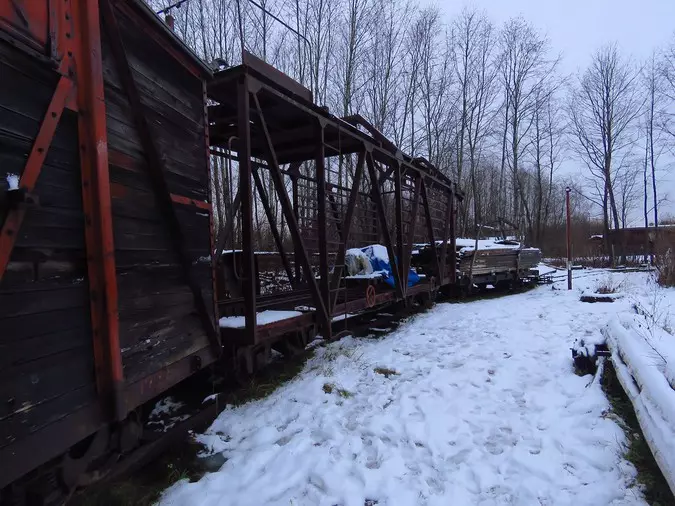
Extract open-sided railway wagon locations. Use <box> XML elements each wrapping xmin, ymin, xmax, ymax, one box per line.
<box><xmin>208</xmin><ymin>52</ymin><xmax>460</xmax><ymax>373</ymax></box>
<box><xmin>0</xmin><ymin>0</ymin><xmax>459</xmax><ymax>501</ymax></box>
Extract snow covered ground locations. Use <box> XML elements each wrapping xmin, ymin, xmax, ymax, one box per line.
<box><xmin>158</xmin><ymin>269</ymin><xmax>671</xmax><ymax>506</ymax></box>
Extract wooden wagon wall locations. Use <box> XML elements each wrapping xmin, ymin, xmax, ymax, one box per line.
<box><xmin>101</xmin><ymin>2</ymin><xmax>214</xmax><ymax>405</ymax></box>
<box><xmin>0</xmin><ymin>44</ymin><xmax>99</xmax><ymax>459</ymax></box>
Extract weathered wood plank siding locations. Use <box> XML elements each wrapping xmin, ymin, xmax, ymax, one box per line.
<box><xmin>101</xmin><ymin>4</ymin><xmax>214</xmax><ymax>392</ymax></box>
<box><xmin>0</xmin><ymin>42</ymin><xmax>97</xmax><ymax>450</ymax></box>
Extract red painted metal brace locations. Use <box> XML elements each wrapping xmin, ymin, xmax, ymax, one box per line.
<box><xmin>0</xmin><ymin>73</ymin><xmax>73</xmax><ymax>281</ymax></box>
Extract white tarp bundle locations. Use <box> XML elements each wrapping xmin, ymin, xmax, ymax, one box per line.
<box><xmin>344</xmin><ymin>248</ymin><xmax>374</xmax><ymax>276</ymax></box>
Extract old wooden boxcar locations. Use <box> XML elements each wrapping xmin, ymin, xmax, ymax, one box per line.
<box><xmin>0</xmin><ymin>0</ymin><xmax>217</xmax><ymax>492</ymax></box>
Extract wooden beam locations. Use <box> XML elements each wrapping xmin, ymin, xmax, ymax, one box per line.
<box><xmin>101</xmin><ymin>0</ymin><xmax>220</xmax><ymax>356</ymax></box>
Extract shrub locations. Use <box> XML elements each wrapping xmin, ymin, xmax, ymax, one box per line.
<box><xmin>655</xmin><ymin>248</ymin><xmax>675</xmax><ymax>287</ymax></box>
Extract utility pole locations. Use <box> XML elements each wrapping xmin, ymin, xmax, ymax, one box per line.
<box><xmin>566</xmin><ymin>187</ymin><xmax>572</xmax><ymax>290</ymax></box>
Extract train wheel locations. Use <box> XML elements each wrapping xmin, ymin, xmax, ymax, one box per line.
<box><xmin>272</xmin><ymin>333</ymin><xmax>304</xmax><ymax>357</ymax></box>
<box><xmin>366</xmin><ymin>285</ymin><xmax>376</xmax><ymax>308</ymax></box>
<box><xmin>60</xmin><ymin>426</ymin><xmax>111</xmax><ymax>492</ymax></box>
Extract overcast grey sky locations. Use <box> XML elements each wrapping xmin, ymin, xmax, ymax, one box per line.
<box><xmin>441</xmin><ymin>0</ymin><xmax>675</xmax><ymax>75</ymax></box>
<box><xmin>438</xmin><ymin>0</ymin><xmax>675</xmax><ymax>223</ymax></box>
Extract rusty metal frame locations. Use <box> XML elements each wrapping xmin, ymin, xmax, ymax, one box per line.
<box><xmin>100</xmin><ymin>0</ymin><xmax>220</xmax><ymax>357</ymax></box>
<box><xmin>420</xmin><ymin>178</ymin><xmax>440</xmax><ymax>280</ymax></box>
<box><xmin>251</xmin><ymin>167</ymin><xmax>295</xmax><ymax>285</ymax></box>
<box><xmin>328</xmin><ymin>149</ymin><xmax>366</xmax><ymax>311</ymax></box>
<box><xmin>70</xmin><ymin>0</ymin><xmax>126</xmax><ymax>419</ymax></box>
<box><xmin>365</xmin><ymin>152</ymin><xmax>403</xmax><ymax>299</ymax></box>
<box><xmin>439</xmin><ymin>190</ymin><xmax>453</xmax><ymax>283</ymax></box>
<box><xmin>251</xmin><ymin>90</ymin><xmax>330</xmax><ymax>331</ymax></box>
<box><xmin>393</xmin><ymin>162</ymin><xmax>405</xmax><ymax>285</ymax></box>
<box><xmin>403</xmin><ymin>175</ymin><xmax>422</xmax><ymax>289</ymax></box>
<box><xmin>315</xmin><ymin>121</ymin><xmax>331</xmax><ymax>338</ymax></box>
<box><xmin>450</xmin><ymin>187</ymin><xmax>456</xmax><ymax>282</ymax></box>
<box><xmin>0</xmin><ymin>73</ymin><xmax>73</xmax><ymax>281</ymax></box>
<box><xmin>236</xmin><ymin>74</ymin><xmax>258</xmax><ymax>343</ymax></box>
<box><xmin>208</xmin><ymin>62</ymin><xmax>459</xmax><ymax>338</ymax></box>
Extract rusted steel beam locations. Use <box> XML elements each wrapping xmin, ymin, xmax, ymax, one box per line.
<box><xmin>101</xmin><ymin>0</ymin><xmax>220</xmax><ymax>356</ymax></box>
<box><xmin>202</xmin><ymin>76</ymin><xmax>220</xmax><ymax>368</ymax></box>
<box><xmin>403</xmin><ymin>175</ymin><xmax>422</xmax><ymax>289</ymax></box>
<box><xmin>71</xmin><ymin>0</ymin><xmax>124</xmax><ymax>420</ymax></box>
<box><xmin>315</xmin><ymin>124</ymin><xmax>331</xmax><ymax>337</ymax></box>
<box><xmin>252</xmin><ymin>93</ymin><xmax>329</xmax><ymax>321</ymax></box>
<box><xmin>251</xmin><ymin>92</ymin><xmax>329</xmax><ymax>326</ymax></box>
<box><xmin>438</xmin><ymin>190</ymin><xmax>453</xmax><ymax>282</ymax></box>
<box><xmin>329</xmin><ymin>150</ymin><xmax>365</xmax><ymax>311</ymax></box>
<box><xmin>170</xmin><ymin>193</ymin><xmax>211</xmax><ymax>210</ymax></box>
<box><xmin>0</xmin><ymin>74</ymin><xmax>72</xmax><ymax>281</ymax></box>
<box><xmin>291</xmin><ymin>168</ymin><xmax>301</xmax><ymax>283</ymax></box>
<box><xmin>394</xmin><ymin>162</ymin><xmax>405</xmax><ymax>286</ymax></box>
<box><xmin>224</xmin><ymin>75</ymin><xmax>454</xmax><ymax>191</ymax></box>
<box><xmin>366</xmin><ymin>152</ymin><xmax>404</xmax><ymax>299</ymax></box>
<box><xmin>251</xmin><ymin>168</ymin><xmax>295</xmax><ymax>286</ymax></box>
<box><xmin>327</xmin><ymin>189</ymin><xmax>344</xmax><ymax>242</ymax></box>
<box><xmin>213</xmin><ymin>189</ymin><xmax>240</xmax><ymax>267</ymax></box>
<box><xmin>237</xmin><ymin>75</ymin><xmax>258</xmax><ymax>342</ymax></box>
<box><xmin>420</xmin><ymin>178</ymin><xmax>440</xmax><ymax>280</ymax></box>
<box><xmin>450</xmin><ymin>187</ymin><xmax>456</xmax><ymax>283</ymax></box>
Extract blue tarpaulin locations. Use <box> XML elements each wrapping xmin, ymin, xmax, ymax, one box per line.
<box><xmin>360</xmin><ymin>245</ymin><xmax>419</xmax><ymax>288</ymax></box>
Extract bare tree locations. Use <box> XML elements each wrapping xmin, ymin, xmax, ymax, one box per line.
<box><xmin>568</xmin><ymin>44</ymin><xmax>643</xmax><ymax>259</ymax></box>
<box><xmin>498</xmin><ymin>18</ymin><xmax>559</xmax><ymax>229</ymax></box>
<box><xmin>452</xmin><ymin>8</ymin><xmax>499</xmax><ymax>232</ymax></box>
<box><xmin>334</xmin><ymin>0</ymin><xmax>373</xmax><ymax>116</ymax></box>
<box><xmin>364</xmin><ymin>0</ymin><xmax>406</xmax><ymax>136</ymax></box>
<box><xmin>528</xmin><ymin>86</ymin><xmax>564</xmax><ymax>242</ymax></box>
<box><xmin>643</xmin><ymin>51</ymin><xmax>665</xmax><ymax>227</ymax></box>
<box><xmin>661</xmin><ymin>34</ymin><xmax>675</xmax><ymax>144</ymax></box>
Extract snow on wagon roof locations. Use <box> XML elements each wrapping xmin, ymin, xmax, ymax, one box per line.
<box><xmin>455</xmin><ymin>238</ymin><xmax>523</xmax><ymax>252</ymax></box>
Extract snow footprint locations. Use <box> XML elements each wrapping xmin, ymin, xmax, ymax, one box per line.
<box><xmin>484</xmin><ymin>426</ymin><xmax>518</xmax><ymax>455</ymax></box>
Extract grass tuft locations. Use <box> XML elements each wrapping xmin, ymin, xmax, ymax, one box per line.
<box><xmin>594</xmin><ymin>274</ymin><xmax>625</xmax><ymax>294</ymax></box>
<box><xmin>374</xmin><ymin>367</ymin><xmax>399</xmax><ymax>378</ymax></box>
<box><xmin>601</xmin><ymin>361</ymin><xmax>673</xmax><ymax>505</ymax></box>
<box><xmin>322</xmin><ymin>382</ymin><xmax>353</xmax><ymax>398</ymax></box>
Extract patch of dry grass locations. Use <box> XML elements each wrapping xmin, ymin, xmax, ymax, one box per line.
<box><xmin>374</xmin><ymin>367</ymin><xmax>399</xmax><ymax>378</ymax></box>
